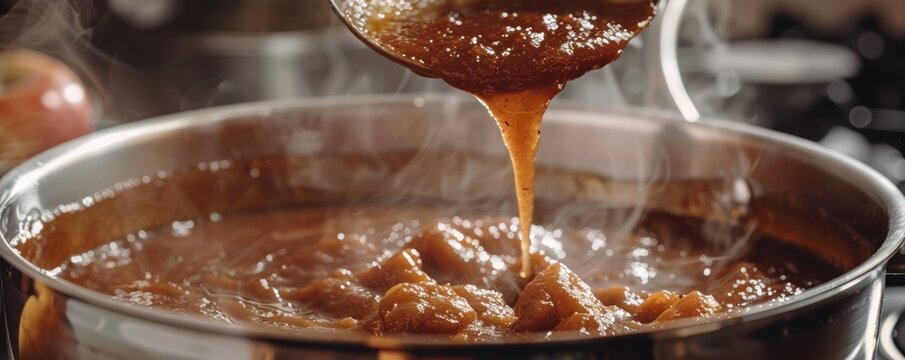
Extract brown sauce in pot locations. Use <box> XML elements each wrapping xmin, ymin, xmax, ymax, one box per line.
<box><xmin>345</xmin><ymin>0</ymin><xmax>657</xmax><ymax>276</ymax></box>
<box><xmin>53</xmin><ymin>201</ymin><xmax>841</xmax><ymax>340</ymax></box>
<box><xmin>20</xmin><ymin>153</ymin><xmax>849</xmax><ymax>341</ymax></box>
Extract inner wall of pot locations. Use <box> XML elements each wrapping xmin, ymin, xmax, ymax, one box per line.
<box><xmin>4</xmin><ymin>98</ymin><xmax>880</xmax><ymax>281</ymax></box>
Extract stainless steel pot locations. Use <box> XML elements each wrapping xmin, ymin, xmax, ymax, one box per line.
<box><xmin>0</xmin><ymin>96</ymin><xmax>903</xmax><ymax>359</ymax></box>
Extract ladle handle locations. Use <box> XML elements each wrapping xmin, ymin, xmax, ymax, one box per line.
<box><xmin>643</xmin><ymin>0</ymin><xmax>701</xmax><ymax>122</ymax></box>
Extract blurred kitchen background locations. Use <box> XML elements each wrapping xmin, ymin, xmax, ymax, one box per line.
<box><xmin>0</xmin><ymin>0</ymin><xmax>903</xmax><ymax>189</ymax></box>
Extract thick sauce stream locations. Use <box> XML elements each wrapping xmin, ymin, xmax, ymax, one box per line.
<box><xmin>478</xmin><ymin>87</ymin><xmax>556</xmax><ymax>277</ymax></box>
<box><xmin>346</xmin><ymin>0</ymin><xmax>657</xmax><ymax>276</ymax></box>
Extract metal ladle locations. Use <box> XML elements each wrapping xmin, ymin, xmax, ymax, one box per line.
<box><xmin>328</xmin><ymin>0</ymin><xmax>701</xmax><ymax>121</ymax></box>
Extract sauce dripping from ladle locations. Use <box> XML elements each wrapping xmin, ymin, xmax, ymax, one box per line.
<box><xmin>335</xmin><ymin>0</ymin><xmax>658</xmax><ymax>277</ymax></box>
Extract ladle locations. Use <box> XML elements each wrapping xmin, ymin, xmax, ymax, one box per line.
<box><xmin>327</xmin><ymin>0</ymin><xmax>702</xmax><ymax>121</ymax></box>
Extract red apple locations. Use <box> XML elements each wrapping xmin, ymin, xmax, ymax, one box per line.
<box><xmin>0</xmin><ymin>49</ymin><xmax>92</xmax><ymax>170</ymax></box>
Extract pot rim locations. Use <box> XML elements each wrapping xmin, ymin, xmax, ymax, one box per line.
<box><xmin>1</xmin><ymin>94</ymin><xmax>903</xmax><ymax>349</ymax></box>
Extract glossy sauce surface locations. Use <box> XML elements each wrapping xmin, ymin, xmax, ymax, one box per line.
<box><xmin>347</xmin><ymin>0</ymin><xmax>657</xmax><ymax>92</ymax></box>
<box><xmin>55</xmin><ymin>206</ymin><xmax>840</xmax><ymax>340</ymax></box>
<box><xmin>18</xmin><ymin>152</ymin><xmax>856</xmax><ymax>341</ymax></box>
<box><xmin>345</xmin><ymin>0</ymin><xmax>657</xmax><ymax>276</ymax></box>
